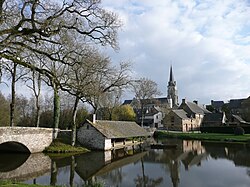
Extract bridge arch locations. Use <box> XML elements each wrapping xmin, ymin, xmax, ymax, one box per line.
<box><xmin>0</xmin><ymin>141</ymin><xmax>31</xmax><ymax>153</ymax></box>
<box><xmin>0</xmin><ymin>127</ymin><xmax>56</xmax><ymax>153</ymax></box>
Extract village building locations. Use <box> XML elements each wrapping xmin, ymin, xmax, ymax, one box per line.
<box><xmin>123</xmin><ymin>65</ymin><xmax>178</xmax><ymax>128</ymax></box>
<box><xmin>210</xmin><ymin>100</ymin><xmax>224</xmax><ymax>113</ymax></box>
<box><xmin>77</xmin><ymin>118</ymin><xmax>149</xmax><ymax>150</ymax></box>
<box><xmin>165</xmin><ymin>99</ymin><xmax>211</xmax><ymax>132</ymax></box>
<box><xmin>201</xmin><ymin>113</ymin><xmax>226</xmax><ymax>127</ymax></box>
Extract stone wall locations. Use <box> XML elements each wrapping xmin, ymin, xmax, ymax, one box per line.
<box><xmin>77</xmin><ymin>123</ymin><xmax>107</xmax><ymax>150</ymax></box>
<box><xmin>0</xmin><ymin>127</ymin><xmax>55</xmax><ymax>153</ymax></box>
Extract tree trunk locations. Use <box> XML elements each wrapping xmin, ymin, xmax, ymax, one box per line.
<box><xmin>35</xmin><ymin>72</ymin><xmax>41</xmax><ymax>127</ymax></box>
<box><xmin>71</xmin><ymin>97</ymin><xmax>79</xmax><ymax>146</ymax></box>
<box><xmin>10</xmin><ymin>63</ymin><xmax>17</xmax><ymax>127</ymax></box>
<box><xmin>140</xmin><ymin>105</ymin><xmax>144</xmax><ymax>128</ymax></box>
<box><xmin>53</xmin><ymin>83</ymin><xmax>60</xmax><ymax>139</ymax></box>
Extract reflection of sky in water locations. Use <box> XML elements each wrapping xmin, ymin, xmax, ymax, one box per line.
<box><xmin>19</xmin><ymin>141</ymin><xmax>250</xmax><ymax>187</ymax></box>
<box><xmin>180</xmin><ymin>158</ymin><xmax>250</xmax><ymax>187</ymax></box>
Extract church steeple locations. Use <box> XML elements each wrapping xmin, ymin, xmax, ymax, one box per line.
<box><xmin>169</xmin><ymin>65</ymin><xmax>174</xmax><ymax>85</ymax></box>
<box><xmin>167</xmin><ymin>65</ymin><xmax>178</xmax><ymax>107</ymax></box>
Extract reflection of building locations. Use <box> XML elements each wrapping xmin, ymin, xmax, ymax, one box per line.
<box><xmin>75</xmin><ymin>149</ymin><xmax>147</xmax><ymax>183</ymax></box>
<box><xmin>182</xmin><ymin>140</ymin><xmax>205</xmax><ymax>154</ymax></box>
<box><xmin>77</xmin><ymin>119</ymin><xmax>149</xmax><ymax>150</ymax></box>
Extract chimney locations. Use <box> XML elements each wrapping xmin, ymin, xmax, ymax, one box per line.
<box><xmin>93</xmin><ymin>114</ymin><xmax>96</xmax><ymax>123</ymax></box>
<box><xmin>193</xmin><ymin>100</ymin><xmax>198</xmax><ymax>105</ymax></box>
<box><xmin>182</xmin><ymin>98</ymin><xmax>186</xmax><ymax>104</ymax></box>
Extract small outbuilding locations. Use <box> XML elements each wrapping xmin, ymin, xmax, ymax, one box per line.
<box><xmin>77</xmin><ymin>119</ymin><xmax>150</xmax><ymax>150</ymax></box>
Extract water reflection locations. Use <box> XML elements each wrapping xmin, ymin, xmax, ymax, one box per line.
<box><xmin>0</xmin><ymin>153</ymin><xmax>51</xmax><ymax>181</ymax></box>
<box><xmin>1</xmin><ymin>140</ymin><xmax>250</xmax><ymax>187</ymax></box>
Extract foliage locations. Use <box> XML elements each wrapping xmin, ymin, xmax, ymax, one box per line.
<box><xmin>113</xmin><ymin>105</ymin><xmax>136</xmax><ymax>121</ymax></box>
<box><xmin>0</xmin><ymin>92</ymin><xmax>9</xmax><ymax>126</ymax></box>
<box><xmin>206</xmin><ymin>105</ymin><xmax>215</xmax><ymax>112</ymax></box>
<box><xmin>234</xmin><ymin>126</ymin><xmax>245</xmax><ymax>136</ymax></box>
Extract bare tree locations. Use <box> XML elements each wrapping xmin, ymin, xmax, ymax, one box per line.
<box><xmin>3</xmin><ymin>60</ymin><xmax>28</xmax><ymax>126</ymax></box>
<box><xmin>0</xmin><ymin>0</ymin><xmax>122</xmax><ymax>132</ymax></box>
<box><xmin>62</xmin><ymin>48</ymin><xmax>131</xmax><ymax>146</ymax></box>
<box><xmin>132</xmin><ymin>78</ymin><xmax>161</xmax><ymax>127</ymax></box>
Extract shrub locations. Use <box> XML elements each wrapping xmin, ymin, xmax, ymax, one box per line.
<box><xmin>234</xmin><ymin>126</ymin><xmax>245</xmax><ymax>135</ymax></box>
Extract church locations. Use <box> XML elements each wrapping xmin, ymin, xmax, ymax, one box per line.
<box><xmin>123</xmin><ymin>65</ymin><xmax>211</xmax><ymax>131</ymax></box>
<box><xmin>123</xmin><ymin>65</ymin><xmax>179</xmax><ymax>128</ymax></box>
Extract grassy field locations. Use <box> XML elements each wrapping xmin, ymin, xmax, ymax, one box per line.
<box><xmin>155</xmin><ymin>131</ymin><xmax>250</xmax><ymax>143</ymax></box>
<box><xmin>0</xmin><ymin>180</ymin><xmax>54</xmax><ymax>187</ymax></box>
<box><xmin>0</xmin><ymin>180</ymin><xmax>103</xmax><ymax>187</ymax></box>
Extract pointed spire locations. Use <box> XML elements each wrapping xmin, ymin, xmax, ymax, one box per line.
<box><xmin>169</xmin><ymin>65</ymin><xmax>174</xmax><ymax>82</ymax></box>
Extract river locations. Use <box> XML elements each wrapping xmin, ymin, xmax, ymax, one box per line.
<box><xmin>1</xmin><ymin>139</ymin><xmax>250</xmax><ymax>187</ymax></box>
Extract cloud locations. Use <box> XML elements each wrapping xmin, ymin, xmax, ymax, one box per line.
<box><xmin>102</xmin><ymin>0</ymin><xmax>250</xmax><ymax>104</ymax></box>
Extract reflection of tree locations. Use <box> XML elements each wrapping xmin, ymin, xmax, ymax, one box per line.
<box><xmin>134</xmin><ymin>158</ymin><xmax>163</xmax><ymax>187</ymax></box>
<box><xmin>246</xmin><ymin>169</ymin><xmax>250</xmax><ymax>177</ymax></box>
<box><xmin>134</xmin><ymin>175</ymin><xmax>163</xmax><ymax>187</ymax></box>
<box><xmin>50</xmin><ymin>160</ymin><xmax>57</xmax><ymax>186</ymax></box>
<box><xmin>70</xmin><ymin>156</ymin><xmax>75</xmax><ymax>187</ymax></box>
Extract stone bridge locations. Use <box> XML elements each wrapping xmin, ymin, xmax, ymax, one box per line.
<box><xmin>0</xmin><ymin>127</ymin><xmax>56</xmax><ymax>153</ymax></box>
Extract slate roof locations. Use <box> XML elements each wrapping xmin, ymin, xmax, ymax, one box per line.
<box><xmin>211</xmin><ymin>101</ymin><xmax>224</xmax><ymax>109</ymax></box>
<box><xmin>232</xmin><ymin>114</ymin><xmax>246</xmax><ymax>123</ymax></box>
<box><xmin>86</xmin><ymin>119</ymin><xmax>149</xmax><ymax>139</ymax></box>
<box><xmin>123</xmin><ymin>100</ymin><xmax>132</xmax><ymax>105</ymax></box>
<box><xmin>228</xmin><ymin>99</ymin><xmax>246</xmax><ymax>109</ymax></box>
<box><xmin>173</xmin><ymin>109</ymin><xmax>189</xmax><ymax>119</ymax></box>
<box><xmin>203</xmin><ymin>113</ymin><xmax>224</xmax><ymax>122</ymax></box>
<box><xmin>184</xmin><ymin>102</ymin><xmax>211</xmax><ymax>114</ymax></box>
<box><xmin>122</xmin><ymin>97</ymin><xmax>169</xmax><ymax>106</ymax></box>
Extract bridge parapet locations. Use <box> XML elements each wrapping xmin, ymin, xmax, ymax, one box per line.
<box><xmin>0</xmin><ymin>127</ymin><xmax>57</xmax><ymax>153</ymax></box>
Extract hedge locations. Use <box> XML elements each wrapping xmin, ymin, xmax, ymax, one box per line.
<box><xmin>200</xmin><ymin>125</ymin><xmax>250</xmax><ymax>134</ymax></box>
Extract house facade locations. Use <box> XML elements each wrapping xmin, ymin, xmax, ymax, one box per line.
<box><xmin>165</xmin><ymin>109</ymin><xmax>196</xmax><ymax>132</ymax></box>
<box><xmin>77</xmin><ymin>119</ymin><xmax>149</xmax><ymax>150</ymax></box>
<box><xmin>165</xmin><ymin>99</ymin><xmax>211</xmax><ymax>132</ymax></box>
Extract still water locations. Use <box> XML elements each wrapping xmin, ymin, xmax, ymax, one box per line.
<box><xmin>1</xmin><ymin>139</ymin><xmax>250</xmax><ymax>187</ymax></box>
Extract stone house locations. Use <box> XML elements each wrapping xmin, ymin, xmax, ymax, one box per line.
<box><xmin>77</xmin><ymin>119</ymin><xmax>149</xmax><ymax>150</ymax></box>
<box><xmin>165</xmin><ymin>109</ymin><xmax>195</xmax><ymax>132</ymax></box>
<box><xmin>165</xmin><ymin>99</ymin><xmax>211</xmax><ymax>132</ymax></box>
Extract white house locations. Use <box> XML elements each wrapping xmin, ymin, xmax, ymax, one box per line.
<box><xmin>77</xmin><ymin>119</ymin><xmax>149</xmax><ymax>150</ymax></box>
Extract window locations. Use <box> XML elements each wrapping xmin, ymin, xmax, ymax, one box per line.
<box><xmin>171</xmin><ymin>116</ymin><xmax>175</xmax><ymax>126</ymax></box>
<box><xmin>86</xmin><ymin>125</ymin><xmax>89</xmax><ymax>129</ymax></box>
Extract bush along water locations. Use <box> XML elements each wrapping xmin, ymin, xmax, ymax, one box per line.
<box><xmin>234</xmin><ymin>126</ymin><xmax>245</xmax><ymax>136</ymax></box>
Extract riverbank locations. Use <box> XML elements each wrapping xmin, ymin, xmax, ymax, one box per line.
<box><xmin>0</xmin><ymin>180</ymin><xmax>53</xmax><ymax>187</ymax></box>
<box><xmin>154</xmin><ymin>131</ymin><xmax>250</xmax><ymax>143</ymax></box>
<box><xmin>44</xmin><ymin>138</ymin><xmax>89</xmax><ymax>153</ymax></box>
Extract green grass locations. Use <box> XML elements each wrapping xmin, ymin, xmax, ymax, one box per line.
<box><xmin>155</xmin><ymin>131</ymin><xmax>250</xmax><ymax>143</ymax></box>
<box><xmin>0</xmin><ymin>180</ymin><xmax>53</xmax><ymax>187</ymax></box>
<box><xmin>0</xmin><ymin>180</ymin><xmax>103</xmax><ymax>187</ymax></box>
<box><xmin>44</xmin><ymin>138</ymin><xmax>89</xmax><ymax>153</ymax></box>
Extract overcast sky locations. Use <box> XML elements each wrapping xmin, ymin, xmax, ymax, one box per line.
<box><xmin>1</xmin><ymin>0</ymin><xmax>250</xmax><ymax>105</ymax></box>
<box><xmin>102</xmin><ymin>0</ymin><xmax>250</xmax><ymax>104</ymax></box>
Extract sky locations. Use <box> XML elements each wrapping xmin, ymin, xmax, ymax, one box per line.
<box><xmin>1</xmin><ymin>0</ymin><xmax>250</xmax><ymax>105</ymax></box>
<box><xmin>101</xmin><ymin>0</ymin><xmax>250</xmax><ymax>104</ymax></box>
